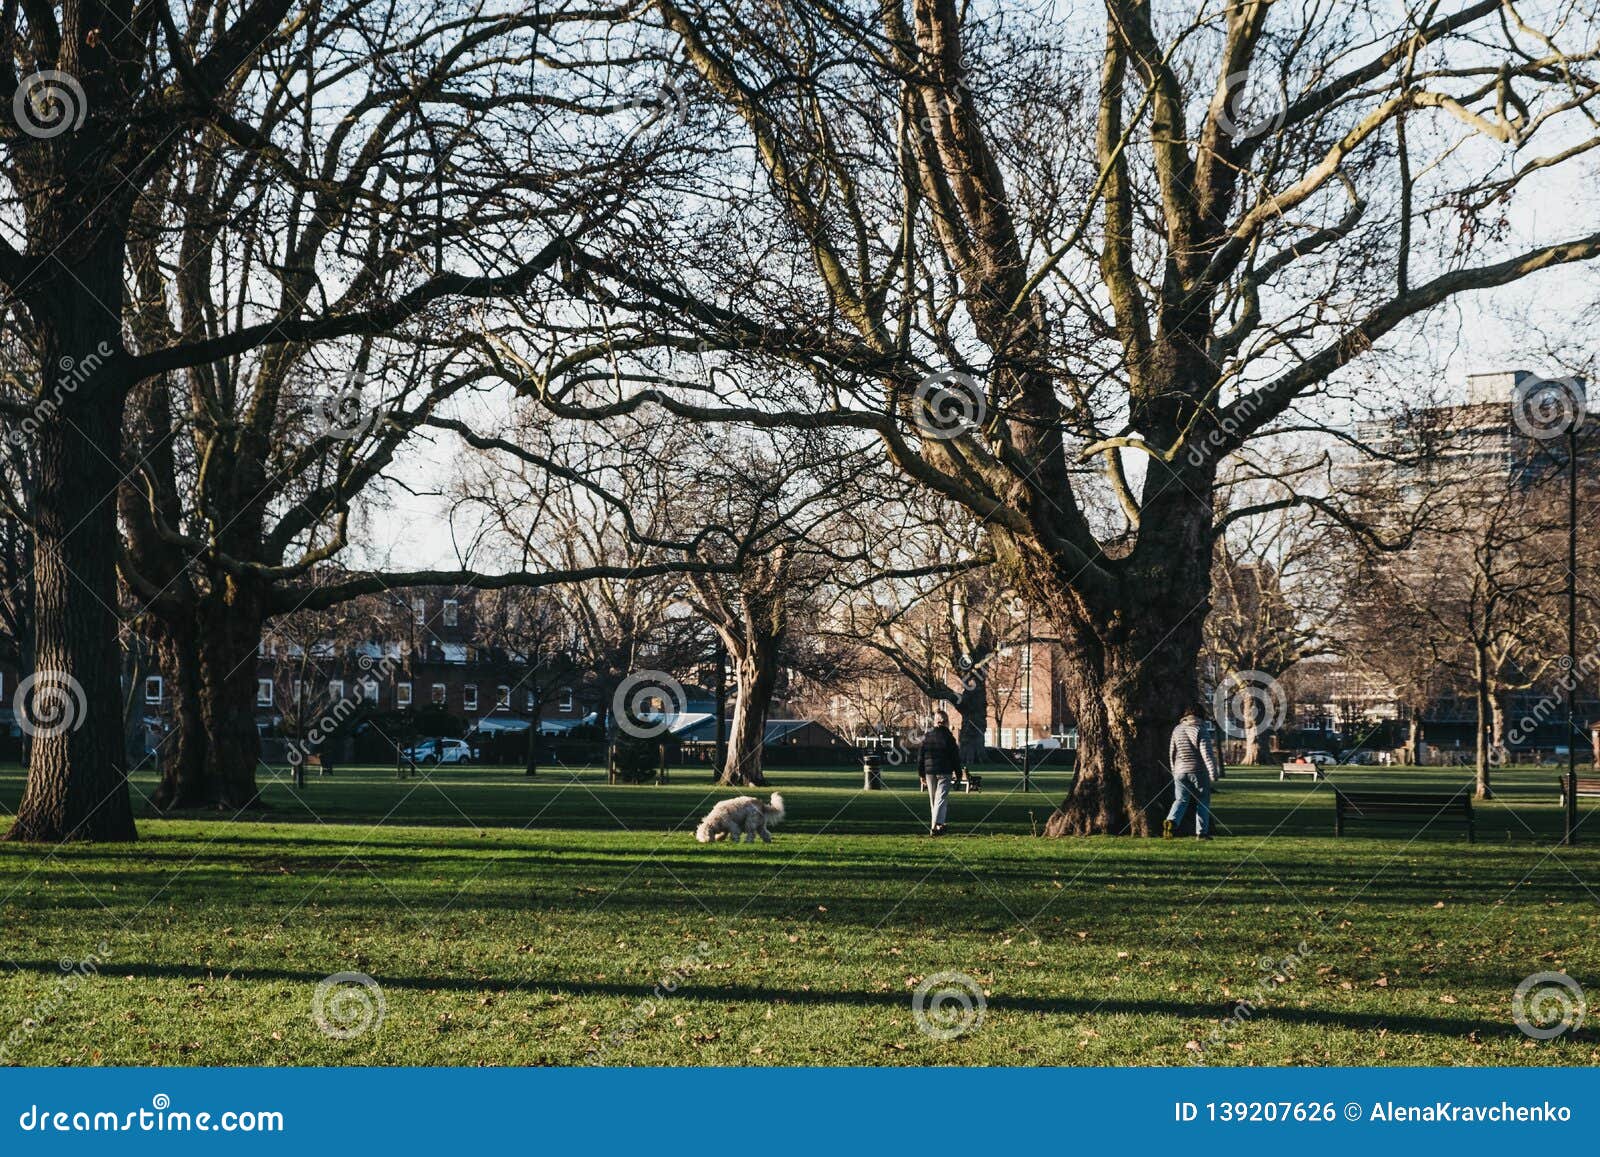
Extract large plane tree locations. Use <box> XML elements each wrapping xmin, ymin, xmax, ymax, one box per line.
<box><xmin>501</xmin><ymin>0</ymin><xmax>1600</xmax><ymax>834</ymax></box>
<box><xmin>0</xmin><ymin>0</ymin><xmax>657</xmax><ymax>839</ymax></box>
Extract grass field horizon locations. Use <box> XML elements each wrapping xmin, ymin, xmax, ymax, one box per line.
<box><xmin>2</xmin><ymin>762</ymin><xmax>1596</xmax><ymax>1066</ymax></box>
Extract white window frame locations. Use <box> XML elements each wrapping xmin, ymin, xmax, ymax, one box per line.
<box><xmin>497</xmin><ymin>685</ymin><xmax>511</xmax><ymax>709</ymax></box>
<box><xmin>396</xmin><ymin>682</ymin><xmax>412</xmax><ymax>708</ymax></box>
<box><xmin>328</xmin><ymin>679</ymin><xmax>344</xmax><ymax>701</ymax></box>
<box><xmin>360</xmin><ymin>677</ymin><xmax>379</xmax><ymax>703</ymax></box>
<box><xmin>442</xmin><ymin>599</ymin><xmax>459</xmax><ymax>627</ymax></box>
<box><xmin>462</xmin><ymin>684</ymin><xmax>478</xmax><ymax>712</ymax></box>
<box><xmin>144</xmin><ymin>675</ymin><xmax>163</xmax><ymax>704</ymax></box>
<box><xmin>256</xmin><ymin>679</ymin><xmax>274</xmax><ymax>707</ymax></box>
<box><xmin>559</xmin><ymin>688</ymin><xmax>573</xmax><ymax>712</ymax></box>
<box><xmin>431</xmin><ymin>683</ymin><xmax>446</xmax><ymax>706</ymax></box>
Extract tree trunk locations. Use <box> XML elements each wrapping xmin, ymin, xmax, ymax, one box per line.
<box><xmin>150</xmin><ymin>617</ymin><xmax>208</xmax><ymax>809</ymax></box>
<box><xmin>1043</xmin><ymin>634</ymin><xmax>1194</xmax><ymax>836</ymax></box>
<box><xmin>7</xmin><ymin>322</ymin><xmax>135</xmax><ymax>842</ymax></box>
<box><xmin>192</xmin><ymin>589</ymin><xmax>268</xmax><ymax>809</ymax></box>
<box><xmin>1406</xmin><ymin>711</ymin><xmax>1423</xmax><ymax>766</ymax></box>
<box><xmin>953</xmin><ymin>682</ymin><xmax>988</xmax><ymax>763</ymax></box>
<box><xmin>1473</xmin><ymin>649</ymin><xmax>1493</xmax><ymax>799</ymax></box>
<box><xmin>1488</xmin><ymin>689</ymin><xmax>1508</xmax><ymax>780</ymax></box>
<box><xmin>525</xmin><ymin>687</ymin><xmax>540</xmax><ymax>776</ymax></box>
<box><xmin>1239</xmin><ymin>688</ymin><xmax>1264</xmax><ymax>765</ymax></box>
<box><xmin>720</xmin><ymin>642</ymin><xmax>777</xmax><ymax>787</ymax></box>
<box><xmin>1041</xmin><ymin>506</ymin><xmax>1211</xmax><ymax>836</ymax></box>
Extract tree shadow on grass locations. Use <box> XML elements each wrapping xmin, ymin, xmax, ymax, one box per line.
<box><xmin>2</xmin><ymin>958</ymin><xmax>1553</xmax><ymax>1044</ymax></box>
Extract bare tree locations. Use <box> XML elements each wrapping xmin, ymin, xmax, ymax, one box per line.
<box><xmin>1203</xmin><ymin>503</ymin><xmax>1330</xmax><ymax>764</ymax></box>
<box><xmin>498</xmin><ymin>0</ymin><xmax>1600</xmax><ymax>833</ymax></box>
<box><xmin>0</xmin><ymin>1</ymin><xmax>663</xmax><ymax>839</ymax></box>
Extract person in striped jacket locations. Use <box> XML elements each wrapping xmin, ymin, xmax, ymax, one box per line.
<box><xmin>1164</xmin><ymin>703</ymin><xmax>1220</xmax><ymax>840</ymax></box>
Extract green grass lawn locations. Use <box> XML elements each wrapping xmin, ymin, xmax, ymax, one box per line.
<box><xmin>1</xmin><ymin>760</ymin><xmax>1596</xmax><ymax>1066</ymax></box>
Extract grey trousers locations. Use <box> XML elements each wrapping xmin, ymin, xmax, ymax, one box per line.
<box><xmin>926</xmin><ymin>773</ymin><xmax>951</xmax><ymax>828</ymax></box>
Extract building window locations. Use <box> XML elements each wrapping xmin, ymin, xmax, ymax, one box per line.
<box><xmin>463</xmin><ymin>685</ymin><xmax>478</xmax><ymax>712</ymax></box>
<box><xmin>360</xmin><ymin>678</ymin><xmax>379</xmax><ymax>703</ymax></box>
<box><xmin>526</xmin><ymin>690</ymin><xmax>535</xmax><ymax>711</ymax></box>
<box><xmin>560</xmin><ymin>688</ymin><xmax>573</xmax><ymax>712</ymax></box>
<box><xmin>291</xmin><ymin>679</ymin><xmax>303</xmax><ymax>705</ymax></box>
<box><xmin>497</xmin><ymin>685</ymin><xmax>511</xmax><ymax>709</ymax></box>
<box><xmin>329</xmin><ymin>680</ymin><xmax>344</xmax><ymax>701</ymax></box>
<box><xmin>442</xmin><ymin>599</ymin><xmax>459</xmax><ymax>627</ymax></box>
<box><xmin>256</xmin><ymin>679</ymin><xmax>274</xmax><ymax>707</ymax></box>
<box><xmin>396</xmin><ymin>682</ymin><xmax>412</xmax><ymax>708</ymax></box>
<box><xmin>144</xmin><ymin>676</ymin><xmax>163</xmax><ymax>704</ymax></box>
<box><xmin>431</xmin><ymin>683</ymin><xmax>446</xmax><ymax>706</ymax></box>
<box><xmin>1019</xmin><ymin>687</ymin><xmax>1033</xmax><ymax>712</ymax></box>
<box><xmin>412</xmin><ymin>596</ymin><xmax>426</xmax><ymax>625</ymax></box>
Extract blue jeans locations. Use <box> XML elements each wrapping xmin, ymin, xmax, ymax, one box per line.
<box><xmin>1166</xmin><ymin>773</ymin><xmax>1211</xmax><ymax>836</ymax></box>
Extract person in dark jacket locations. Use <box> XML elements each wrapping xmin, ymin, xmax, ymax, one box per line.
<box><xmin>1164</xmin><ymin>703</ymin><xmax>1221</xmax><ymax>840</ymax></box>
<box><xmin>917</xmin><ymin>711</ymin><xmax>962</xmax><ymax>836</ymax></box>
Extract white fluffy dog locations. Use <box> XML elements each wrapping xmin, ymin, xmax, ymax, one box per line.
<box><xmin>695</xmin><ymin>793</ymin><xmax>786</xmax><ymax>844</ymax></box>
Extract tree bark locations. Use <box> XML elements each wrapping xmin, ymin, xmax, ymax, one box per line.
<box><xmin>192</xmin><ymin>588</ymin><xmax>268</xmax><ymax>809</ymax></box>
<box><xmin>953</xmin><ymin>681</ymin><xmax>989</xmax><ymax>763</ymax></box>
<box><xmin>1473</xmin><ymin>647</ymin><xmax>1493</xmax><ymax>799</ymax></box>
<box><xmin>1043</xmin><ymin>626</ymin><xmax>1196</xmax><ymax>836</ymax></box>
<box><xmin>7</xmin><ymin>315</ymin><xmax>135</xmax><ymax>841</ymax></box>
<box><xmin>1040</xmin><ymin>470</ymin><xmax>1213</xmax><ymax>836</ymax></box>
<box><xmin>1240</xmin><ymin>690</ymin><xmax>1264</xmax><ymax>765</ymax></box>
<box><xmin>150</xmin><ymin>617</ymin><xmax>207</xmax><ymax>809</ymax></box>
<box><xmin>720</xmin><ymin>643</ymin><xmax>777</xmax><ymax>787</ymax></box>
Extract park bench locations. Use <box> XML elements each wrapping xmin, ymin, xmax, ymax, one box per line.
<box><xmin>955</xmin><ymin>771</ymin><xmax>983</xmax><ymax>793</ymax></box>
<box><xmin>1557</xmin><ymin>776</ymin><xmax>1600</xmax><ymax>805</ymax></box>
<box><xmin>1333</xmin><ymin>789</ymin><xmax>1475</xmax><ymax>843</ymax></box>
<box><xmin>1280</xmin><ymin>761</ymin><xmax>1325</xmax><ymax>781</ymax></box>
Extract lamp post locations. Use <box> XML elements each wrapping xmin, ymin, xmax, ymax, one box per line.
<box><xmin>1564</xmin><ymin>414</ymin><xmax>1579</xmax><ymax>846</ymax></box>
<box><xmin>1021</xmin><ymin>604</ymin><xmax>1033</xmax><ymax>792</ymax></box>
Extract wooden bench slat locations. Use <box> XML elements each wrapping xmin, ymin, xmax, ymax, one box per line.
<box><xmin>1334</xmin><ymin>789</ymin><xmax>1474</xmax><ymax>843</ymax></box>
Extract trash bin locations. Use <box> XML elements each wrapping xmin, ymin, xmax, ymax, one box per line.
<box><xmin>861</xmin><ymin>752</ymin><xmax>884</xmax><ymax>791</ymax></box>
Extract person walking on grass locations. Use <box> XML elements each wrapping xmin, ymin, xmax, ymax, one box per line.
<box><xmin>917</xmin><ymin>711</ymin><xmax>961</xmax><ymax>836</ymax></box>
<box><xmin>1164</xmin><ymin>702</ymin><xmax>1220</xmax><ymax>840</ymax></box>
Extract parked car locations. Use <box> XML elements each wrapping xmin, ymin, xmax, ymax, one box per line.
<box><xmin>1338</xmin><ymin>750</ymin><xmax>1378</xmax><ymax>765</ymax></box>
<box><xmin>402</xmin><ymin>737</ymin><xmax>476</xmax><ymax>766</ymax></box>
<box><xmin>1301</xmin><ymin>750</ymin><xmax>1338</xmax><ymax>765</ymax></box>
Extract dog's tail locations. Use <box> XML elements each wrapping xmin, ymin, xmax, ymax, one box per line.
<box><xmin>764</xmin><ymin>793</ymin><xmax>786</xmax><ymax>823</ymax></box>
<box><xmin>694</xmin><ymin>821</ymin><xmax>714</xmax><ymax>843</ymax></box>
